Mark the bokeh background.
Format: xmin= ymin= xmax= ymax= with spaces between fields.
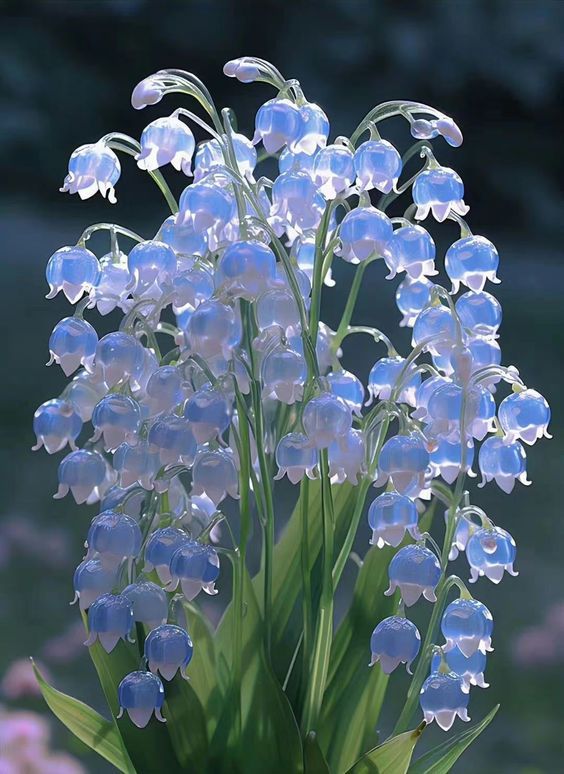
xmin=1 ymin=1 xmax=563 ymax=772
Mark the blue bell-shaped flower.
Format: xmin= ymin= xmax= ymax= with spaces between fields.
xmin=432 ymin=646 xmax=489 ymax=688
xmin=173 ymin=266 xmax=214 ymax=314
xmin=184 ymin=299 xmax=242 ymax=361
xmin=86 ymin=510 xmax=142 ymax=568
xmin=55 ymin=449 xmax=107 ymax=504
xmin=445 ymin=235 xmax=500 ymax=294
xmin=419 ymin=671 xmax=470 ymax=731
xmin=144 ymin=527 xmax=190 ymax=585
xmin=48 ymin=317 xmax=98 ymax=377
xmin=411 ymin=376 xmax=450 ymax=423
xmin=370 ymin=616 xmax=421 ymax=673
xmin=92 ymin=394 xmax=141 ymax=451
xmin=327 ymin=370 xmax=365 ymax=416
xmin=117 ymin=671 xmax=165 ymax=728
xmin=328 ymin=428 xmax=365 ymax=485
xmin=216 ymin=240 xmax=277 ymax=300
xmin=367 ymin=356 xmax=421 ymax=406
xmin=336 ymin=206 xmax=393 ymax=264
xmin=313 ymin=143 xmax=355 ymax=199
xmin=412 ymin=306 xmax=458 ymax=358
xmin=498 ymin=389 xmax=551 ymax=446
xmin=177 ymin=182 xmax=234 ymax=246
xmin=46 ymin=246 xmax=100 ymax=304
xmin=354 ymin=140 xmax=402 ymax=194
xmin=413 ymin=166 xmax=469 ymax=223
xmin=144 ymin=624 xmax=193 ymax=681
xmin=303 ymin=394 xmax=352 ymax=450
xmin=388 ymin=225 xmax=437 ymax=280
xmin=123 ymin=581 xmax=168 ymax=630
xmin=478 ymin=436 xmax=529 ymax=493
xmin=430 ymin=438 xmax=475 ymax=484
xmin=127 ymin=240 xmax=178 ymax=297
xmin=270 ymin=171 xmax=325 ymax=232
xmin=455 ymin=291 xmax=502 ymax=338
xmin=395 ymin=277 xmax=433 ymax=328
xmin=279 ymin=147 xmax=318 ymax=177
xmin=256 ymin=288 xmax=301 ymax=337
xmin=466 ymin=525 xmax=518 ymax=584
xmin=184 ymin=385 xmax=233 ymax=444
xmin=84 ymin=593 xmax=134 ymax=653
xmin=158 ymin=215 xmax=208 ymax=258
xmin=385 ymin=544 xmax=441 ymax=607
xmin=378 ymin=434 xmax=430 ymax=496
xmin=261 ymin=345 xmax=307 ymax=405
xmin=60 ymin=142 xmax=121 ymax=203
xmin=91 ymin=254 xmax=131 ymax=316
xmin=191 ymin=448 xmax=239 ymax=506
xmin=441 ymin=598 xmax=493 ymax=657
xmin=368 ymin=491 xmax=419 ymax=548
xmin=136 ymin=116 xmax=195 ymax=174
xmin=148 ymin=414 xmax=197 ymax=467
xmin=143 ymin=366 xmax=186 ymax=417
xmin=169 ymin=541 xmax=220 ymax=600
xmin=64 ymin=371 xmax=106 ymax=426
xmin=94 ymin=332 xmax=146 ymax=390
xmin=194 ymin=133 xmax=256 ymax=181
xmin=275 ymin=432 xmax=318 ymax=485
xmin=33 ymin=399 xmax=83 ymax=454
xmin=73 ymin=558 xmax=117 ymax=610
xmin=253 ymin=98 xmax=302 ymax=154
xmin=291 ymin=102 xmax=330 ymax=155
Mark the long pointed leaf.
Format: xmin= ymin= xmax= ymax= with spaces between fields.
xmin=304 ymin=732 xmax=331 ymax=773
xmin=408 ymin=705 xmax=499 ymax=774
xmin=347 ymin=725 xmax=425 ymax=774
xmin=33 ymin=661 xmax=135 ymax=774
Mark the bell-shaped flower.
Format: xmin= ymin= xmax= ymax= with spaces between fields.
xmin=216 ymin=240 xmax=277 ymax=300
xmin=441 ymin=598 xmax=493 ymax=658
xmin=86 ymin=510 xmax=142 ymax=568
xmin=426 ymin=384 xmax=489 ymax=442
xmin=354 ymin=140 xmax=402 ymax=194
xmin=46 ymin=245 xmax=100 ymax=304
xmin=113 ymin=441 xmax=161 ymax=490
xmin=385 ymin=544 xmax=441 ymax=606
xmin=191 ymin=447 xmax=239 ymax=505
xmin=157 ymin=215 xmax=208 ymax=258
xmin=184 ymin=385 xmax=233 ymax=444
xmin=117 ymin=671 xmax=165 ymax=728
xmin=144 ymin=527 xmax=190 ymax=585
xmin=387 ymin=225 xmax=437 ymax=280
xmin=135 ymin=348 xmax=160 ymax=397
xmin=148 ymin=414 xmax=197 ymax=468
xmin=168 ymin=540 xmax=220 ymax=600
xmin=420 ymin=671 xmax=470 ymax=731
xmin=432 ymin=645 xmax=488 ymax=688
xmin=144 ymin=624 xmax=193 ymax=681
xmin=411 ymin=115 xmax=463 ymax=147
xmin=73 ymin=558 xmax=117 ymax=610
xmin=395 ymin=277 xmax=433 ymax=327
xmin=261 ymin=345 xmax=307 ymax=405
xmin=378 ymin=434 xmax=430 ymax=496
xmin=256 ymin=288 xmax=301 ymax=337
xmin=445 ymin=235 xmax=500 ymax=293
xmin=455 ymin=291 xmax=502 ymax=338
xmin=367 ymin=356 xmax=421 ymax=407
xmin=94 ymin=332 xmax=146 ymax=390
xmin=194 ymin=133 xmax=256 ymax=181
xmin=48 ymin=317 xmax=98 ymax=377
xmin=131 ymin=75 xmax=164 ymax=110
xmin=184 ymin=299 xmax=242 ymax=361
xmin=177 ymin=181 xmax=234 ymax=247
xmin=127 ymin=240 xmax=177 ymax=297
xmin=122 ymin=581 xmax=168 ymax=630
xmin=60 ymin=142 xmax=121 ymax=203
xmin=143 ymin=366 xmax=186 ymax=417
xmin=84 ymin=593 xmax=134 ymax=653
xmin=290 ymin=102 xmax=329 ymax=155
xmin=91 ymin=394 xmax=141 ymax=452
xmin=327 ymin=370 xmax=365 ymax=416
xmin=303 ymin=393 xmax=352 ymax=449
xmin=448 ymin=513 xmax=475 ymax=562
xmin=253 ymin=98 xmax=302 ymax=154
xmin=270 ymin=171 xmax=325 ymax=232
xmin=33 ymin=399 xmax=82 ymax=454
xmin=368 ymin=491 xmax=419 ymax=548
xmin=91 ymin=254 xmax=131 ymax=316
xmin=412 ymin=306 xmax=458 ymax=358
xmin=173 ymin=266 xmax=214 ymax=314
xmin=478 ymin=436 xmax=529 ymax=493
xmin=223 ymin=57 xmax=261 ymax=83
xmin=336 ymin=206 xmax=393 ymax=264
xmin=498 ymin=389 xmax=551 ymax=446
xmin=370 ymin=616 xmax=421 ymax=673
xmin=55 ymin=449 xmax=107 ymax=504
xmin=66 ymin=371 xmax=106 ymax=422
xmin=413 ymin=165 xmax=469 ymax=223
xmin=136 ymin=116 xmax=195 ymax=175
xmin=275 ymin=432 xmax=318 ymax=484
xmin=313 ymin=144 xmax=355 ymax=199
xmin=328 ymin=428 xmax=365 ymax=485
xmin=466 ymin=525 xmax=518 ymax=584
xmin=279 ymin=147 xmax=318 ymax=177
xmin=467 ymin=338 xmax=501 ymax=377
xmin=430 ymin=438 xmax=475 ymax=484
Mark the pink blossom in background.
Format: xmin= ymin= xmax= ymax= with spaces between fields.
xmin=1 ymin=659 xmax=50 ymax=700
xmin=514 ymin=601 xmax=564 ymax=666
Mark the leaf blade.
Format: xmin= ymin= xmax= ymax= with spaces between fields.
xmin=347 ymin=725 xmax=425 ymax=774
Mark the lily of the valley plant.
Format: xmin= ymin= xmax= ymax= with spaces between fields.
xmin=32 ymin=57 xmax=551 ymax=774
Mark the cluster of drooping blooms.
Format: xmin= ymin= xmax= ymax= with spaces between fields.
xmin=35 ymin=56 xmax=550 ymax=733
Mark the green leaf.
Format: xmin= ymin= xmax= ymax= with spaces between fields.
xmin=162 ymin=674 xmax=209 ymax=771
xmin=304 ymin=732 xmax=331 ymax=773
xmin=32 ymin=660 xmax=136 ymax=774
xmin=212 ymin=568 xmax=303 ymax=773
xmin=318 ymin=546 xmax=397 ymax=771
xmin=408 ymin=705 xmax=499 ymax=774
xmin=347 ymin=724 xmax=425 ymax=774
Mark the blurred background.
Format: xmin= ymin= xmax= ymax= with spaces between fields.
xmin=1 ymin=1 xmax=563 ymax=772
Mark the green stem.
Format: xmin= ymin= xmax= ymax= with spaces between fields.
xmin=310 ymin=206 xmax=333 ymax=342
xmin=333 ymin=260 xmax=370 ymax=350
xmin=300 ymin=477 xmax=314 ymax=683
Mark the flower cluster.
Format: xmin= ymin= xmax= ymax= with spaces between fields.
xmin=34 ymin=56 xmax=550 ymax=744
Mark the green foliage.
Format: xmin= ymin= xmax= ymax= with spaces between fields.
xmin=347 ymin=724 xmax=425 ymax=774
